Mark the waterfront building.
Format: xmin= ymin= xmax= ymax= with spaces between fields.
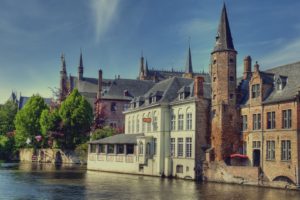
xmin=87 ymin=3 xmax=300 ymax=187
xmin=88 ymin=76 xmax=210 ymax=180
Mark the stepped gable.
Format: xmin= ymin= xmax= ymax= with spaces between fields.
xmin=238 ymin=61 xmax=300 ymax=105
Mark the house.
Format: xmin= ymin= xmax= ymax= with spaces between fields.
xmin=88 ymin=76 xmax=210 ymax=180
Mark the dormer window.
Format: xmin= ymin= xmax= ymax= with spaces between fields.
xmin=151 ymin=96 xmax=156 ymax=103
xmin=252 ymin=84 xmax=260 ymax=98
xmin=179 ymin=93 xmax=185 ymax=100
xmin=276 ymin=78 xmax=282 ymax=90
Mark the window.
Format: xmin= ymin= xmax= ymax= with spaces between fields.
xmin=267 ymin=112 xmax=276 ymax=129
xmin=253 ymin=113 xmax=261 ymax=130
xmin=90 ymin=144 xmax=97 ymax=153
xmin=128 ymin=118 xmax=131 ymax=133
xmin=139 ymin=142 xmax=144 ymax=154
xmin=243 ymin=142 xmax=247 ymax=155
xmin=176 ymin=165 xmax=183 ymax=173
xmin=229 ymin=76 xmax=234 ymax=81
xmin=283 ymin=109 xmax=292 ymax=129
xmin=171 ymin=114 xmax=176 ymax=131
xmin=153 ymin=112 xmax=158 ymax=131
xmin=132 ymin=116 xmax=135 ymax=133
xmin=213 ymin=77 xmax=216 ymax=82
xmin=229 ymin=58 xmax=234 ymax=63
xmin=177 ymin=138 xmax=183 ymax=157
xmin=186 ymin=138 xmax=192 ymax=158
xmin=108 ymin=144 xmax=115 ymax=154
xmin=170 ymin=138 xmax=175 ymax=157
xmin=281 ymin=140 xmax=291 ymax=161
xmin=153 ymin=138 xmax=157 ymax=155
xmin=110 ymin=122 xmax=117 ymax=128
xmin=252 ymin=84 xmax=260 ymax=98
xmin=136 ymin=116 xmax=140 ymax=133
xmin=147 ymin=113 xmax=151 ymax=132
xmin=266 ymin=141 xmax=275 ymax=160
xmin=230 ymin=94 xmax=234 ymax=100
xmin=213 ymin=59 xmax=217 ymax=64
xmin=126 ymin=144 xmax=134 ymax=154
xmin=146 ymin=143 xmax=151 ymax=155
xmin=276 ymin=78 xmax=282 ymax=90
xmin=252 ymin=141 xmax=261 ymax=149
xmin=142 ymin=114 xmax=145 ymax=132
xmin=117 ymin=144 xmax=124 ymax=154
xmin=111 ymin=102 xmax=117 ymax=111
xmin=98 ymin=144 xmax=106 ymax=153
xmin=242 ymin=115 xmax=248 ymax=131
xmin=179 ymin=93 xmax=185 ymax=100
xmin=186 ymin=113 xmax=192 ymax=130
xmin=178 ymin=114 xmax=184 ymax=130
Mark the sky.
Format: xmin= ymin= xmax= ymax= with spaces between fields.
xmin=1 ymin=0 xmax=300 ymax=103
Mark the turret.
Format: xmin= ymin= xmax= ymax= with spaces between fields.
xmin=78 ymin=50 xmax=84 ymax=81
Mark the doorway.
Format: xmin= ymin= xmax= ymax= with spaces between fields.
xmin=253 ymin=149 xmax=260 ymax=167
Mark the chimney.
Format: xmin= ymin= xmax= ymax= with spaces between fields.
xmin=124 ymin=90 xmax=129 ymax=96
xmin=243 ymin=56 xmax=252 ymax=79
xmin=97 ymin=69 xmax=102 ymax=99
xmin=254 ymin=61 xmax=260 ymax=72
xmin=194 ymin=76 xmax=204 ymax=98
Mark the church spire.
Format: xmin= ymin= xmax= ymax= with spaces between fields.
xmin=185 ymin=42 xmax=193 ymax=73
xmin=78 ymin=49 xmax=84 ymax=80
xmin=213 ymin=3 xmax=235 ymax=53
xmin=61 ymin=53 xmax=66 ymax=72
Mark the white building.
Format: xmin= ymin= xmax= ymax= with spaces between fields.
xmin=88 ymin=76 xmax=210 ymax=180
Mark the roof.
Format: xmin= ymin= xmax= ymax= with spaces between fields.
xmin=239 ymin=61 xmax=300 ymax=105
xmin=213 ymin=4 xmax=235 ymax=53
xmin=18 ymin=96 xmax=52 ymax=109
xmin=89 ymin=133 xmax=144 ymax=144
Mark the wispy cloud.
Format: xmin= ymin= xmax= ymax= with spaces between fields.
xmin=177 ymin=18 xmax=215 ymax=38
xmin=260 ymin=37 xmax=300 ymax=68
xmin=89 ymin=0 xmax=120 ymax=43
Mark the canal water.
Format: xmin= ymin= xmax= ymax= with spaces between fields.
xmin=0 ymin=163 xmax=299 ymax=200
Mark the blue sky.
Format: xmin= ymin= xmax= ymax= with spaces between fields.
xmin=1 ymin=0 xmax=300 ymax=103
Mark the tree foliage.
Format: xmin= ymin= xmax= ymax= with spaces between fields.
xmin=59 ymin=89 xmax=93 ymax=149
xmin=14 ymin=95 xmax=48 ymax=148
xmin=0 ymin=100 xmax=18 ymax=135
xmin=91 ymin=126 xmax=116 ymax=141
xmin=0 ymin=135 xmax=15 ymax=160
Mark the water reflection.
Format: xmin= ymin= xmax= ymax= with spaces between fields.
xmin=0 ymin=163 xmax=299 ymax=200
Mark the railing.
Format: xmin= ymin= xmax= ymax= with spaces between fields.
xmin=89 ymin=154 xmax=140 ymax=164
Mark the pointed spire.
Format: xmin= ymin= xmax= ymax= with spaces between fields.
xmin=139 ymin=52 xmax=144 ymax=77
xmin=213 ymin=3 xmax=235 ymax=53
xmin=61 ymin=53 xmax=66 ymax=72
xmin=185 ymin=40 xmax=193 ymax=73
xmin=78 ymin=49 xmax=84 ymax=80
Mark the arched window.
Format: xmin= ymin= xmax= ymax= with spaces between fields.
xmin=178 ymin=109 xmax=184 ymax=130
xmin=186 ymin=108 xmax=192 ymax=130
xmin=136 ymin=115 xmax=140 ymax=133
xmin=132 ymin=116 xmax=135 ymax=133
xmin=142 ymin=114 xmax=145 ymax=132
xmin=147 ymin=113 xmax=151 ymax=132
xmin=146 ymin=142 xmax=151 ymax=155
xmin=139 ymin=142 xmax=144 ymax=155
xmin=276 ymin=78 xmax=282 ymax=90
xmin=128 ymin=117 xmax=131 ymax=133
xmin=152 ymin=111 xmax=158 ymax=131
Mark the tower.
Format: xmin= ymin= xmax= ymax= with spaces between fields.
xmin=210 ymin=4 xmax=240 ymax=161
xmin=139 ymin=53 xmax=145 ymax=80
xmin=60 ymin=53 xmax=68 ymax=101
xmin=183 ymin=42 xmax=193 ymax=78
xmin=78 ymin=50 xmax=84 ymax=81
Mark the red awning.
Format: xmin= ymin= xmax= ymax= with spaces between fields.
xmin=230 ymin=154 xmax=248 ymax=159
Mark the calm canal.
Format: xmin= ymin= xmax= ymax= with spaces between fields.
xmin=0 ymin=163 xmax=299 ymax=200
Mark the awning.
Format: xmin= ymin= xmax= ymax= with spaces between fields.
xmin=230 ymin=154 xmax=248 ymax=159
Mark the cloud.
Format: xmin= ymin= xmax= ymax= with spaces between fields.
xmin=260 ymin=38 xmax=300 ymax=68
xmin=89 ymin=0 xmax=120 ymax=43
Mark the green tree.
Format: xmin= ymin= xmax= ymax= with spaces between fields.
xmin=0 ymin=135 xmax=15 ymax=160
xmin=59 ymin=89 xmax=93 ymax=149
xmin=0 ymin=100 xmax=18 ymax=135
xmin=91 ymin=126 xmax=116 ymax=141
xmin=14 ymin=95 xmax=48 ymax=148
